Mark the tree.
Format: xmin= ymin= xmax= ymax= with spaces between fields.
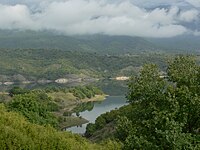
xmin=116 ymin=56 xmax=200 ymax=150
xmin=9 ymin=87 xmax=29 ymax=97
xmin=8 ymin=92 xmax=58 ymax=127
xmin=85 ymin=123 xmax=96 ymax=137
xmin=167 ymin=55 xmax=199 ymax=94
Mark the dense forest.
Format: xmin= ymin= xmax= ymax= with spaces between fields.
xmin=86 ymin=56 xmax=200 ymax=149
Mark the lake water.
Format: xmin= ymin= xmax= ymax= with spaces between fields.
xmin=66 ymin=96 xmax=127 ymax=134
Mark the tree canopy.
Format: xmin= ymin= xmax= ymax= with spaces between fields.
xmin=8 ymin=91 xmax=59 ymax=127
xmin=116 ymin=56 xmax=200 ymax=149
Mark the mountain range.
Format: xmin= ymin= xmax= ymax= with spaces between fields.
xmin=0 ymin=30 xmax=199 ymax=54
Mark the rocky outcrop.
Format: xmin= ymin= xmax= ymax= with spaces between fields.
xmin=115 ymin=76 xmax=129 ymax=81
xmin=55 ymin=78 xmax=68 ymax=84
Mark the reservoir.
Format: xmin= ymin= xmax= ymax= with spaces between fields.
xmin=67 ymin=96 xmax=127 ymax=134
xmin=0 ymin=80 xmax=128 ymax=134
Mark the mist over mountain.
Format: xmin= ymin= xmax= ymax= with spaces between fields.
xmin=0 ymin=1 xmax=200 ymax=149
xmin=147 ymin=35 xmax=200 ymax=52
xmin=0 ymin=0 xmax=199 ymax=38
xmin=0 ymin=30 xmax=159 ymax=54
xmin=0 ymin=30 xmax=199 ymax=54
xmin=0 ymin=0 xmax=199 ymax=54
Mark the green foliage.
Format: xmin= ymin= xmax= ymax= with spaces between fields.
xmin=99 ymin=139 xmax=123 ymax=150
xmin=72 ymin=102 xmax=94 ymax=114
xmin=127 ymin=64 xmax=166 ymax=103
xmin=0 ymin=48 xmax=167 ymax=81
xmin=116 ymin=56 xmax=200 ymax=149
xmin=85 ymin=105 xmax=132 ymax=138
xmin=86 ymin=123 xmax=97 ymax=137
xmin=69 ymin=86 xmax=103 ymax=100
xmin=116 ymin=116 xmax=133 ymax=142
xmin=0 ymin=94 xmax=11 ymax=103
xmin=8 ymin=91 xmax=59 ymax=128
xmin=168 ymin=55 xmax=199 ymax=88
xmin=0 ymin=104 xmax=120 ymax=150
xmin=9 ymin=87 xmax=30 ymax=97
xmin=70 ymin=88 xmax=86 ymax=99
xmin=0 ymin=30 xmax=158 ymax=54
xmin=63 ymin=111 xmax=72 ymax=117
xmin=95 ymin=116 xmax=107 ymax=129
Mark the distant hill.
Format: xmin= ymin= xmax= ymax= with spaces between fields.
xmin=0 ymin=29 xmax=199 ymax=81
xmin=0 ymin=30 xmax=199 ymax=54
xmin=0 ymin=48 xmax=168 ymax=81
xmin=0 ymin=30 xmax=159 ymax=54
xmin=146 ymin=35 xmax=200 ymax=53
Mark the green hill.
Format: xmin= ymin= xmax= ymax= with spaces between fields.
xmin=0 ymin=30 xmax=158 ymax=54
xmin=0 ymin=103 xmax=121 ymax=150
xmin=0 ymin=48 xmax=167 ymax=81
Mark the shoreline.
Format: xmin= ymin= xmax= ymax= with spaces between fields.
xmin=60 ymin=116 xmax=89 ymax=130
xmin=50 ymin=93 xmax=107 ymax=130
xmin=80 ymin=94 xmax=108 ymax=103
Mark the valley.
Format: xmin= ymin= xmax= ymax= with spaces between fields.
xmin=0 ymin=31 xmax=199 ymax=150
xmin=1 ymin=0 xmax=200 ymax=149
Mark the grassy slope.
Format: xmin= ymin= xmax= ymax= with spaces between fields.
xmin=48 ymin=91 xmax=106 ymax=128
xmin=0 ymin=104 xmax=121 ymax=150
xmin=48 ymin=92 xmax=106 ymax=110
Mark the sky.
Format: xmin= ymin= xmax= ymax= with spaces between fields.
xmin=0 ymin=0 xmax=199 ymax=38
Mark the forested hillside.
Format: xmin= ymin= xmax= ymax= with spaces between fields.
xmin=0 ymin=48 xmax=167 ymax=81
xmin=147 ymin=35 xmax=200 ymax=53
xmin=0 ymin=104 xmax=121 ymax=150
xmin=0 ymin=30 xmax=198 ymax=54
xmin=0 ymin=30 xmax=158 ymax=54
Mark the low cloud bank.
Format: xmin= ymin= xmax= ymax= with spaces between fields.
xmin=0 ymin=0 xmax=199 ymax=38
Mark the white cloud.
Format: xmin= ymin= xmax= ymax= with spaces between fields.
xmin=193 ymin=30 xmax=200 ymax=35
xmin=186 ymin=0 xmax=200 ymax=7
xmin=0 ymin=4 xmax=39 ymax=30
xmin=0 ymin=0 xmax=199 ymax=37
xmin=179 ymin=9 xmax=199 ymax=22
